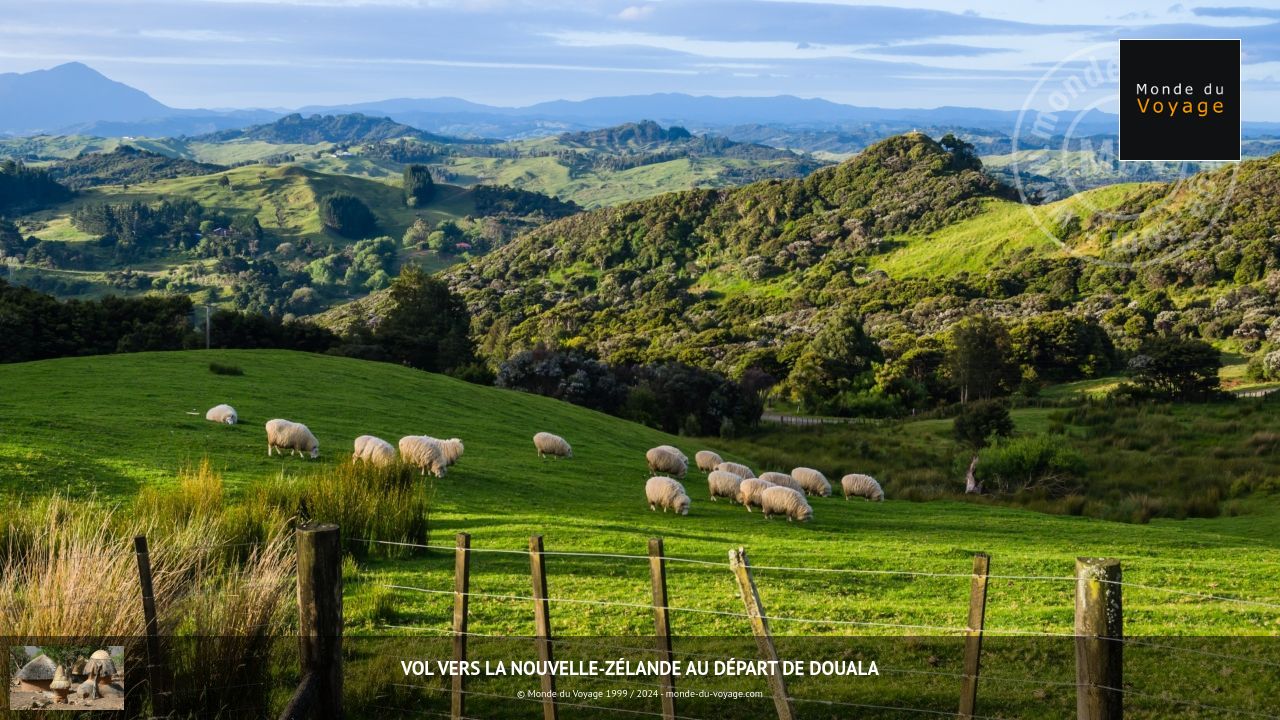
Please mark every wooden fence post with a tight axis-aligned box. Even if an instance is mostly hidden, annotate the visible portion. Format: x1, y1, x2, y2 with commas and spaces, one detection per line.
648, 538, 677, 720
1075, 558, 1122, 720
529, 535, 558, 720
452, 533, 471, 720
958, 552, 990, 719
728, 547, 795, 720
134, 535, 169, 718
295, 523, 343, 720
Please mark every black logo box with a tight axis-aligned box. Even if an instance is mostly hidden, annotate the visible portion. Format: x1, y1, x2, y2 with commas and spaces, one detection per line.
1119, 39, 1241, 162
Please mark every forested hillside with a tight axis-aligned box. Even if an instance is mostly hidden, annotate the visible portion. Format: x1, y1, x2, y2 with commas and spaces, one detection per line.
49, 146, 225, 189
447, 132, 1280, 414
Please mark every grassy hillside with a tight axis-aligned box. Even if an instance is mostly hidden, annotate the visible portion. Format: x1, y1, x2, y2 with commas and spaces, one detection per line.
1, 349, 1277, 645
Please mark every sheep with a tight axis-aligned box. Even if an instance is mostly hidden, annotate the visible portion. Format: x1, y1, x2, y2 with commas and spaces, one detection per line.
265, 419, 319, 459
695, 450, 723, 473
439, 438, 465, 466
759, 471, 804, 493
737, 477, 776, 512
533, 432, 573, 459
205, 404, 238, 425
645, 476, 690, 515
656, 445, 688, 463
399, 435, 449, 477
791, 467, 832, 497
716, 461, 756, 479
707, 470, 743, 503
353, 435, 396, 467
841, 473, 884, 502
646, 446, 688, 478
760, 486, 813, 522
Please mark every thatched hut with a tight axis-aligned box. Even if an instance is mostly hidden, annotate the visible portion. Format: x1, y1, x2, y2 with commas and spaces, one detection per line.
50, 665, 71, 703
15, 653, 57, 693
78, 649, 120, 699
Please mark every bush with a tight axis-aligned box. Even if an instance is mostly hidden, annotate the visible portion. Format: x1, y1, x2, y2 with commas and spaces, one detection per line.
318, 191, 378, 239
971, 435, 1087, 496
209, 362, 244, 376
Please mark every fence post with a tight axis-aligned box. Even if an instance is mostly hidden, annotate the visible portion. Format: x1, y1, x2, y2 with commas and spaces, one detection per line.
296, 523, 343, 720
1075, 558, 1122, 720
648, 538, 677, 720
728, 547, 795, 720
958, 552, 990, 719
133, 535, 169, 718
452, 533, 471, 720
529, 535, 559, 720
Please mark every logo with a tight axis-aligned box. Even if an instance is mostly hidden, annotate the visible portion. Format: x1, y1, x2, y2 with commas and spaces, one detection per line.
1120, 39, 1241, 161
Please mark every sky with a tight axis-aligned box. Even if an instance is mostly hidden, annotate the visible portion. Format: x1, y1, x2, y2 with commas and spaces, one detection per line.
1, 0, 1279, 118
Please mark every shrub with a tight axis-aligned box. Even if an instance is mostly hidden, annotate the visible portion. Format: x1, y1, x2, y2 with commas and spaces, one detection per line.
318, 191, 378, 239
971, 435, 1087, 496
209, 361, 244, 376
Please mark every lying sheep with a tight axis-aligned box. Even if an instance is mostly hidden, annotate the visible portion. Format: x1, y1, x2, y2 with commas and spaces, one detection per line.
206, 404, 238, 425
760, 486, 813, 522
646, 446, 688, 478
265, 419, 319, 459
439, 438, 465, 466
533, 432, 573, 459
695, 450, 723, 473
716, 461, 755, 479
707, 470, 743, 503
759, 471, 804, 493
645, 476, 691, 515
399, 435, 449, 477
841, 473, 884, 502
353, 435, 396, 467
737, 477, 776, 512
791, 467, 832, 497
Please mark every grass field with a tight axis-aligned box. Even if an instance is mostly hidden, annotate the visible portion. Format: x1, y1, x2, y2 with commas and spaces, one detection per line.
1, 349, 1277, 644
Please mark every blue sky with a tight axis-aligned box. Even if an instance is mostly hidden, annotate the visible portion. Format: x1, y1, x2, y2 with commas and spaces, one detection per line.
1, 0, 1279, 117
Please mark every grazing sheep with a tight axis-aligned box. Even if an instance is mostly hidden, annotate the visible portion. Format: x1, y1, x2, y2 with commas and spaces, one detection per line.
707, 470, 743, 503
791, 467, 832, 497
695, 450, 724, 473
265, 419, 319, 459
759, 471, 804, 493
645, 476, 691, 515
205, 404, 238, 425
656, 445, 689, 463
439, 438, 465, 466
646, 446, 688, 478
841, 473, 884, 502
760, 486, 814, 522
533, 432, 573, 459
399, 435, 449, 477
737, 477, 776, 511
353, 435, 396, 467
716, 461, 756, 479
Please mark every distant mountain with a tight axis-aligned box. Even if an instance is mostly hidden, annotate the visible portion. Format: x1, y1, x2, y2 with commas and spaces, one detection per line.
195, 113, 471, 145
0, 63, 173, 134
48, 146, 225, 190
61, 110, 283, 139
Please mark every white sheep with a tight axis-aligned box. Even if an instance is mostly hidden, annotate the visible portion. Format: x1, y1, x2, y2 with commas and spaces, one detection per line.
737, 477, 776, 512
716, 461, 755, 479
353, 435, 396, 467
645, 476, 691, 515
841, 473, 884, 502
205, 404, 238, 425
759, 471, 804, 493
760, 486, 813, 522
695, 450, 723, 473
265, 419, 319, 459
656, 445, 689, 463
533, 432, 573, 459
707, 470, 743, 503
791, 467, 832, 497
646, 446, 688, 478
399, 435, 448, 477
439, 438, 465, 466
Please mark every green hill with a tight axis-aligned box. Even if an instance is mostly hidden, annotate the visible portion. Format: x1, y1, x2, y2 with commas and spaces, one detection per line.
0, 349, 1277, 643
48, 145, 226, 189
195, 112, 473, 145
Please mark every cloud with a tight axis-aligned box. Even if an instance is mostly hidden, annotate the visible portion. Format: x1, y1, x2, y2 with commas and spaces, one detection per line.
867, 43, 1014, 57
1192, 6, 1280, 19
618, 5, 654, 21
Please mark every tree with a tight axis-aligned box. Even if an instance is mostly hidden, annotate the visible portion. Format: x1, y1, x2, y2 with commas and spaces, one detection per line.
953, 399, 1014, 493
787, 307, 881, 412
318, 192, 377, 239
944, 314, 1020, 403
403, 164, 434, 207
1127, 336, 1221, 401
373, 265, 476, 372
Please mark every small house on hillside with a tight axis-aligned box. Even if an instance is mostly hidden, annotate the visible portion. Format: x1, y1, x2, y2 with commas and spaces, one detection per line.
15, 653, 58, 693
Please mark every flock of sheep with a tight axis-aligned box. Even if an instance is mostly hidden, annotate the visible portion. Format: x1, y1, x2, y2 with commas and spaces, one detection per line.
640, 446, 883, 523
203, 407, 882, 524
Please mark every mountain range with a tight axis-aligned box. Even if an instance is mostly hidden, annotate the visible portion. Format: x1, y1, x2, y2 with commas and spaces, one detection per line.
20, 61, 1280, 143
